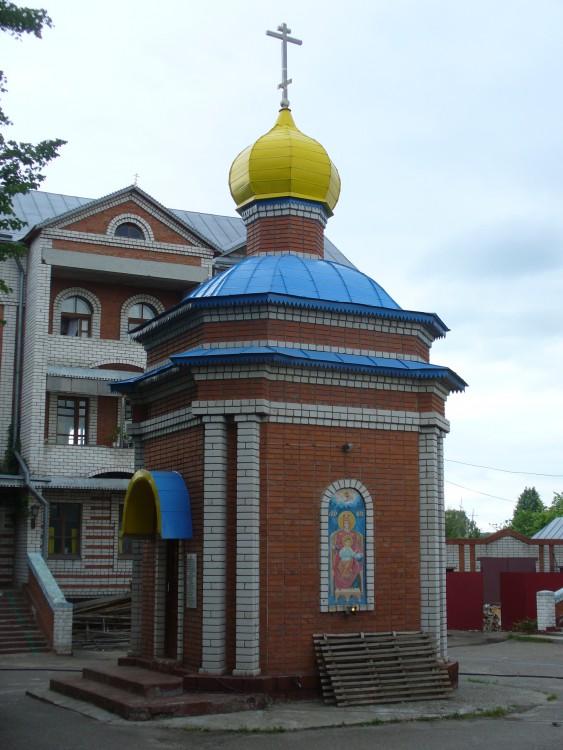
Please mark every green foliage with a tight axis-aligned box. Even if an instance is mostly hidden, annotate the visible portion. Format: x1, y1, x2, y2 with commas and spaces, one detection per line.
505, 486, 563, 537
0, 1, 65, 293
445, 508, 481, 538
512, 618, 538, 634
515, 486, 544, 514
0, 0, 52, 38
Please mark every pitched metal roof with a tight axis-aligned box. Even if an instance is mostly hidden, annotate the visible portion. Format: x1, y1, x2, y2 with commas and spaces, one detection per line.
532, 516, 563, 539
6, 189, 354, 266
170, 345, 467, 391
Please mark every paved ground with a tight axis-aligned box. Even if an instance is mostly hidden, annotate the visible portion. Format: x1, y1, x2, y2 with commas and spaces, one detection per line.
0, 631, 562, 748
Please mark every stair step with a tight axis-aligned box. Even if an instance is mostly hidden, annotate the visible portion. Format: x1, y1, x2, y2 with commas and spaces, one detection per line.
50, 674, 266, 721
0, 589, 49, 654
82, 664, 184, 698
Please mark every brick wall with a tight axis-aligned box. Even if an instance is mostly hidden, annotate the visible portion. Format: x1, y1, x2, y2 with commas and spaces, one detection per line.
45, 490, 132, 599
62, 200, 196, 246
49, 277, 181, 339
97, 396, 118, 446
246, 215, 324, 257
256, 421, 421, 675
145, 312, 432, 368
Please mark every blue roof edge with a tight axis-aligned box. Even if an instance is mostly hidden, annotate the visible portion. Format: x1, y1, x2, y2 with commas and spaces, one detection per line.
186, 293, 450, 337
109, 362, 174, 393
170, 346, 467, 392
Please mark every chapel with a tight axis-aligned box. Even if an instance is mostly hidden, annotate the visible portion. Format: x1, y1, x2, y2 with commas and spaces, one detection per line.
113, 25, 465, 686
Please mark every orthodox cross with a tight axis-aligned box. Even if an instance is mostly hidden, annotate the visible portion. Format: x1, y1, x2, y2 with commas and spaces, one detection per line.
266, 22, 302, 109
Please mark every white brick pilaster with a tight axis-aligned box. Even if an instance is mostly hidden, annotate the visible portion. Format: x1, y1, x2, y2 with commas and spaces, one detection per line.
419, 425, 447, 660
233, 415, 261, 676
199, 416, 228, 675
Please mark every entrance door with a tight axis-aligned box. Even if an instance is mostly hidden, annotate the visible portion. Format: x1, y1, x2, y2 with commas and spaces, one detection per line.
164, 540, 179, 658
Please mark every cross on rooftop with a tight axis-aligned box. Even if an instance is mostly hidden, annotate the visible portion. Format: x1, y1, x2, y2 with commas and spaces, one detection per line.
266, 22, 302, 109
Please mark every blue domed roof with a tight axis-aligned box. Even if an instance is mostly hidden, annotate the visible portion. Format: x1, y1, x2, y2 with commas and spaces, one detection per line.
185, 255, 400, 309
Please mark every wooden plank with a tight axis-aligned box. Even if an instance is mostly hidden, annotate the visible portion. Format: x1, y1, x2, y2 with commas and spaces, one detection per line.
313, 631, 452, 706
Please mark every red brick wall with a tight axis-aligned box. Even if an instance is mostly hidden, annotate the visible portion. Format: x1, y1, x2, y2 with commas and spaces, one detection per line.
195, 377, 443, 414
49, 278, 181, 339
257, 421, 421, 675
97, 397, 118, 446
62, 201, 196, 246
246, 215, 324, 257
146, 318, 430, 368
143, 425, 205, 669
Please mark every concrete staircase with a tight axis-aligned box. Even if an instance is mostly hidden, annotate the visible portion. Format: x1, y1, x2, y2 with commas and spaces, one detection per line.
0, 589, 50, 655
50, 662, 267, 720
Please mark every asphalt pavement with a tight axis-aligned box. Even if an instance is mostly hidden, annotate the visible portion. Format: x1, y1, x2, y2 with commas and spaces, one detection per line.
0, 631, 562, 748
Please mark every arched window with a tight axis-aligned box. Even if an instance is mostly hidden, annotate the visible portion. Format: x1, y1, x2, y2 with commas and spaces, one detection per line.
127, 302, 157, 332
60, 295, 93, 337
115, 222, 145, 240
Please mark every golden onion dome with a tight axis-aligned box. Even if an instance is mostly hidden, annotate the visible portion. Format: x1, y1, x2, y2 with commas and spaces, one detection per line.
229, 108, 341, 216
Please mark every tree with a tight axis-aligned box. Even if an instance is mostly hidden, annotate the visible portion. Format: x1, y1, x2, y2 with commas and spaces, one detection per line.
514, 486, 544, 514
445, 508, 481, 539
0, 1, 66, 293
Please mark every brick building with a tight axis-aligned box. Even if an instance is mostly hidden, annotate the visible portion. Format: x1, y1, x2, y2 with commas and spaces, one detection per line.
0, 183, 351, 599
113, 105, 466, 682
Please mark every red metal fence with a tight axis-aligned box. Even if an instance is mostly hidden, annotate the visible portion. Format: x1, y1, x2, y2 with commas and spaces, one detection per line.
500, 572, 563, 630
446, 572, 483, 630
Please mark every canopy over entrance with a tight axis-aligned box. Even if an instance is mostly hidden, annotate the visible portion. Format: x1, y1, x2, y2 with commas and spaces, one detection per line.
122, 469, 193, 540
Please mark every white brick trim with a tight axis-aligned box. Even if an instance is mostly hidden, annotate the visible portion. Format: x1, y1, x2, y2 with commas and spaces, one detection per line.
106, 213, 155, 242
52, 286, 102, 339
199, 416, 228, 675
419, 426, 447, 660
119, 293, 165, 340
233, 416, 261, 676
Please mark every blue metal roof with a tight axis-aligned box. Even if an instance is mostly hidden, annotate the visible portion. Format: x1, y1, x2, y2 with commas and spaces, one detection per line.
109, 363, 174, 393
186, 255, 397, 307
122, 469, 193, 540
170, 345, 467, 391
181, 255, 448, 336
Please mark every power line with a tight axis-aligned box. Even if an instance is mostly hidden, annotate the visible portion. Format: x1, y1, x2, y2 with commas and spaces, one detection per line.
445, 480, 515, 504
446, 459, 563, 478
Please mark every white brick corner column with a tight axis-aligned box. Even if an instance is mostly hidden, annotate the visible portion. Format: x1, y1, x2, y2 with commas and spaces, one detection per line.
200, 415, 228, 675
233, 415, 261, 676
419, 424, 447, 660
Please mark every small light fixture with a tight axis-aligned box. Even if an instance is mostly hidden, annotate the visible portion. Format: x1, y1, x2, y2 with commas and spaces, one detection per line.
342, 442, 353, 453
29, 504, 40, 529
343, 604, 358, 616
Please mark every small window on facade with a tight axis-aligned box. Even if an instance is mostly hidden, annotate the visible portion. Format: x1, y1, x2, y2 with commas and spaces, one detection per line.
119, 504, 132, 556
60, 295, 93, 337
49, 503, 81, 556
115, 222, 145, 240
128, 302, 156, 332
57, 397, 88, 445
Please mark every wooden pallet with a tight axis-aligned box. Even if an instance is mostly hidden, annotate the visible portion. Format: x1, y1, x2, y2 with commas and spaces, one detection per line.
313, 631, 452, 706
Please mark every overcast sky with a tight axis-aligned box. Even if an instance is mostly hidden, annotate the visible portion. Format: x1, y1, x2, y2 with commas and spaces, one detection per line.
4, 0, 563, 531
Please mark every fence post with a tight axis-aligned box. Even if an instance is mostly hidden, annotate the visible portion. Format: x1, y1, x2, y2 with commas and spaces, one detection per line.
536, 590, 556, 631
